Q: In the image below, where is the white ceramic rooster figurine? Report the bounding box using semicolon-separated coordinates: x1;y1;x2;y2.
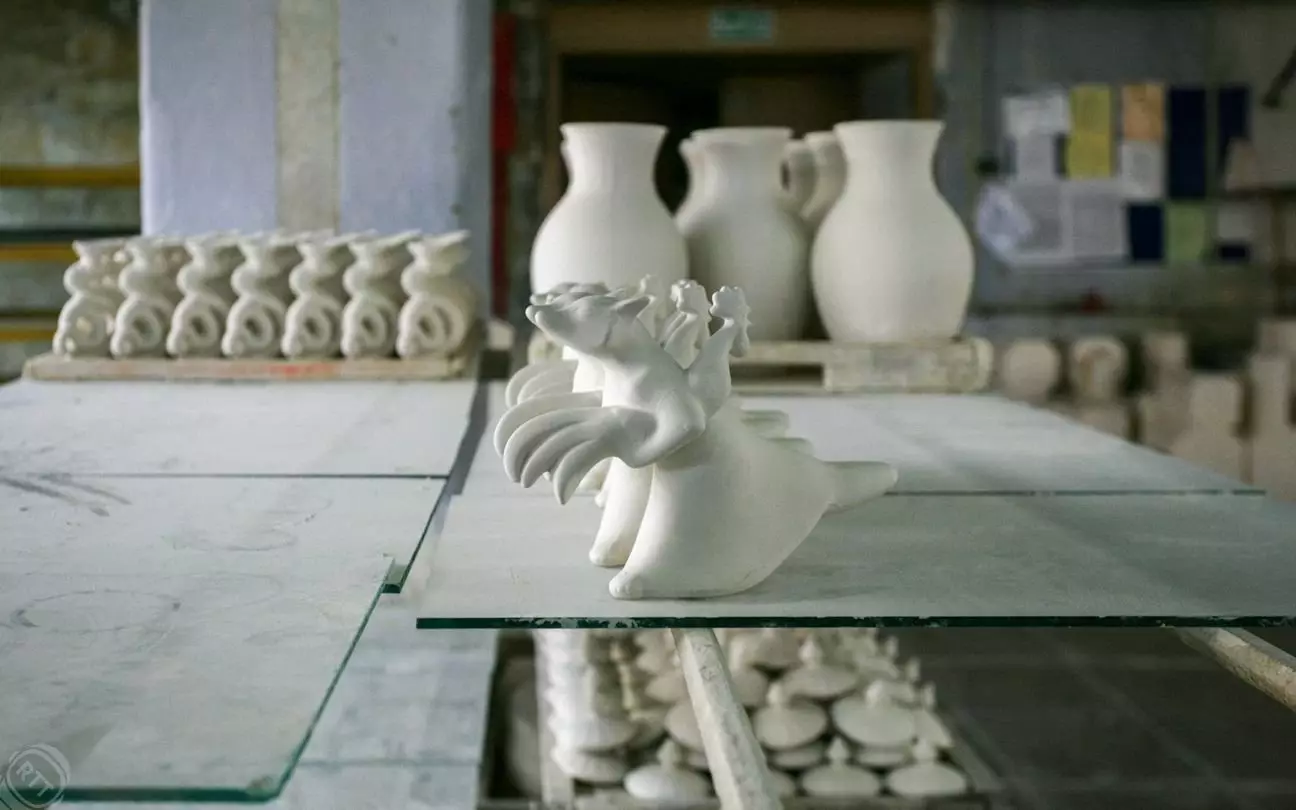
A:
495;280;897;600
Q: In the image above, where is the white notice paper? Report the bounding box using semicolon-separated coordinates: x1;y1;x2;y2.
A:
976;183;1035;259
1063;180;1128;261
1013;134;1059;180
993;182;1069;266
1215;201;1257;244
1003;90;1072;138
1118;140;1164;201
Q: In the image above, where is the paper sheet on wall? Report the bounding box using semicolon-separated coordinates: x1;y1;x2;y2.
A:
986;182;1068;266
1215;201;1257;244
1118;140;1164;200
1070;85;1113;135
1012;134;1059;180
975;183;1035;258
1165;203;1209;265
1062;180;1127;261
1122;83;1165;142
1003;91;1071;138
1066;131;1113;178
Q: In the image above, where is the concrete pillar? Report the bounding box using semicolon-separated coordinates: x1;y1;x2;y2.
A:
139;0;493;306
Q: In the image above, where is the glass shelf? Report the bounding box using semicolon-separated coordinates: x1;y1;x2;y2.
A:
414;387;1296;630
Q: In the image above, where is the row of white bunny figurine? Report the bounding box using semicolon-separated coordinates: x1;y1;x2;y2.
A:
52;229;478;361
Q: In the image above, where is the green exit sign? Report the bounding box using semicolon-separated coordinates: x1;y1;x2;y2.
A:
708;7;776;43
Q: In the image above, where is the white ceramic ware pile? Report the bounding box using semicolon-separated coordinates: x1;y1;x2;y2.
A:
52;229;479;362
533;628;971;805
994;323;1296;501
531;119;975;347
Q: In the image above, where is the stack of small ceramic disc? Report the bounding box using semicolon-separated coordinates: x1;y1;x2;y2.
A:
529;627;974;804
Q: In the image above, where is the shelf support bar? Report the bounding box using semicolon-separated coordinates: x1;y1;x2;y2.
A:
671;628;783;810
1174;628;1296;713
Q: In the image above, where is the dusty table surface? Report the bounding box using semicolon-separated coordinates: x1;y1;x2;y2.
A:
417;386;1293;628
0;379;479;477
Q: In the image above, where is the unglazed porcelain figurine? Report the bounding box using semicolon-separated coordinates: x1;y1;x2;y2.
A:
506;278;793;519
53;238;128;357
111;237;185;357
397;230;479;358
341;231;417;358
282;232;355;359
167;234;241;357
222;235;298;358
495;280;897;599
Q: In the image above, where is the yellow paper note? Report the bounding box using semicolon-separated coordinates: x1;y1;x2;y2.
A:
1166;203;1209;265
1070;84;1113;135
1122;83;1165;142
1066;131;1113;178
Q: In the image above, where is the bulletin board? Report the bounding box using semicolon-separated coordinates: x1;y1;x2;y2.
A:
977;81;1253;270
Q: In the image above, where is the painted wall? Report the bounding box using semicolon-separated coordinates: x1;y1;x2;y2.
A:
138;0;493;306
0;0;140;376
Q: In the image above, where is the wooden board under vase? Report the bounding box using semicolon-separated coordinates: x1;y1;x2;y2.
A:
526;332;994;394
22;350;476;382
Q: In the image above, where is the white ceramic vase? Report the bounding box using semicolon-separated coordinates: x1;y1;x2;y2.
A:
530;123;687;296
673;138;709;231
811;121;974;343
800;131;846;231
681;127;809;341
782;139;816;214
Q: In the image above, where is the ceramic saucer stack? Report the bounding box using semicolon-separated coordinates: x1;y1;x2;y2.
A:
534;630;634;785
531;627;973;804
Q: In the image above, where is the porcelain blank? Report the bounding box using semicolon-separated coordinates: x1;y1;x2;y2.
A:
997;338;1061;403
623;741;711;802
753;683;829;750
769;741;826;771
781;636;859;701
551;746;628;785
282;233;353;359
112;238;185;357
885;741;968;798
531;123;687;295
681;128;809;341
856;743;912;768
663;701;705;751
1069;335;1128;402
811;121;974;343
496;282;896;600
830;681;918;748
54;238;128;357
799;738;882;798
800;131;845;231
397;230;478;358
782;139;817;214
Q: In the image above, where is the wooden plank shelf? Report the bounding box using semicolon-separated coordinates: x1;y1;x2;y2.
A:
23;350;478;383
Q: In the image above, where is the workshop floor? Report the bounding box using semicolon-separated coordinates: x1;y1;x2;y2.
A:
897;629;1296;810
